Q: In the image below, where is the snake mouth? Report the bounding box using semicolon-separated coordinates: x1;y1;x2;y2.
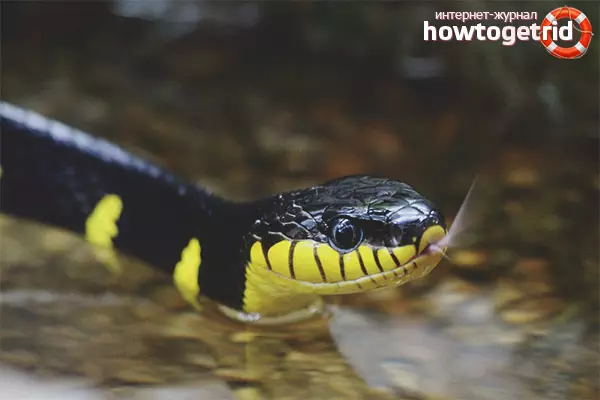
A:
252;225;447;296
316;224;447;293
309;241;445;295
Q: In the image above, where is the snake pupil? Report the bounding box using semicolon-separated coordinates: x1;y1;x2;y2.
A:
329;217;363;251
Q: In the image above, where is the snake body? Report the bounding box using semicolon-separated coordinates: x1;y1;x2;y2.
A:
0;102;446;320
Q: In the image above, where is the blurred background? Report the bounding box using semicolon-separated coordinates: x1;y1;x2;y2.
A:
0;1;598;399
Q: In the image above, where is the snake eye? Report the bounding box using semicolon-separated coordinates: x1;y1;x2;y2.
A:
328;217;363;252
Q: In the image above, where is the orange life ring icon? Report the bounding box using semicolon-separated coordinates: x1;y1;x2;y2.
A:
540;6;593;59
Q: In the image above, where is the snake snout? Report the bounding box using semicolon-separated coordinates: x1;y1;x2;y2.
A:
388;205;446;250
416;210;447;255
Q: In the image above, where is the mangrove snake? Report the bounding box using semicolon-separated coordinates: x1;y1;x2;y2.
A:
0;102;447;323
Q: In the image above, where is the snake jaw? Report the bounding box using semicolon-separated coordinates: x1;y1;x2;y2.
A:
345;226;447;291
245;224;447;298
391;224;447;283
391;242;445;287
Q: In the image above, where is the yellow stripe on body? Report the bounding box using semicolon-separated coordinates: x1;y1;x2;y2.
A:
173;238;202;311
85;194;123;274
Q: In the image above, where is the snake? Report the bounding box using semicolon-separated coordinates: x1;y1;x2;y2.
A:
0;101;447;322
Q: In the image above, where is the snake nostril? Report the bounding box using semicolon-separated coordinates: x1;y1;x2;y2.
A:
428;209;446;230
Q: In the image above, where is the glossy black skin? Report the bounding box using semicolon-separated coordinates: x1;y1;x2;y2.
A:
250;176;445;252
0;102;252;308
0;102;444;311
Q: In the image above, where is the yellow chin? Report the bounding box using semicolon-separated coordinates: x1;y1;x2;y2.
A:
241;225;446;316
249;242;444;296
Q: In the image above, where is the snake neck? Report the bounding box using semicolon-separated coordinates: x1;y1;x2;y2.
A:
194;197;322;320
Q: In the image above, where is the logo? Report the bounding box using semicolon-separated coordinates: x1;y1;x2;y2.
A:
540;6;593;59
425;6;594;59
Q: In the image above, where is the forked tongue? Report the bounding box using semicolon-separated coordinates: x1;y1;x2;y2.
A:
430;176;484;260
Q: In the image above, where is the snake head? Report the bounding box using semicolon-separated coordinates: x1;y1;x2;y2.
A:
246;175;447;296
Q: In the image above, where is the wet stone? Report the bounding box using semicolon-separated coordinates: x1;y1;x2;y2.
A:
498;295;568;325
381;360;422;395
0;349;40;366
322;363;347;374
214;367;264;383
230;331;259;344
451;249;489;268
158;313;208;339
284;350;315;363
149;286;188;310
235;386;265;400
185;353;218;369
111;362;167;385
